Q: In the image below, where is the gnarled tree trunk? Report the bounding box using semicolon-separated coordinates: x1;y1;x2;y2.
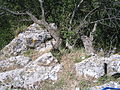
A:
81;35;95;55
26;12;61;50
81;23;97;55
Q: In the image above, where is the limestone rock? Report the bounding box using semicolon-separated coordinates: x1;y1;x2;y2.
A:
75;87;80;90
1;23;53;56
75;56;104;79
75;54;120;79
34;52;58;66
36;39;56;52
0;23;61;89
107;54;120;76
0;53;61;89
0;56;31;72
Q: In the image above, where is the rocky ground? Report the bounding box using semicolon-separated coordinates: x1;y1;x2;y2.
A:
0;23;61;90
0;23;120;90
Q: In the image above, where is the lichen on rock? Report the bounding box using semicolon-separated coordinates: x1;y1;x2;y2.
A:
75;54;120;79
0;23;61;89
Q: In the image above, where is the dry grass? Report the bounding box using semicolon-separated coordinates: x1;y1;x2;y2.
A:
2;47;114;89
57;49;87;90
23;48;52;60
39;48;88;90
43;48;109;90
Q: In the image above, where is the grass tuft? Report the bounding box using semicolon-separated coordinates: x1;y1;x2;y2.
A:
14;25;28;36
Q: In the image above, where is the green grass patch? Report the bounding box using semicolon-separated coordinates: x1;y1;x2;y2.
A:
40;77;66;90
51;50;62;63
97;75;116;84
23;49;38;59
15;25;28;36
79;80;91;90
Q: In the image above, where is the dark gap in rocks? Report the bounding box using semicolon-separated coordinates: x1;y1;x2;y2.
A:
112;73;120;79
104;63;107;75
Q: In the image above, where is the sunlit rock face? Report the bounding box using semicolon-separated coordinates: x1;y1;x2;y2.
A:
0;55;31;72
0;23;56;57
75;54;120;79
0;23;61;89
0;53;61;89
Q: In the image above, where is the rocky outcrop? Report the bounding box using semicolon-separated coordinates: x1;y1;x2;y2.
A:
0;23;55;57
1;22;120;90
75;54;120;79
0;56;31;72
0;52;61;89
0;23;61;89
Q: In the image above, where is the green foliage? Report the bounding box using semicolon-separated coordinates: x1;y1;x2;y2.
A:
97;75;116;84
0;29;14;50
15;25;28;36
51;50;62;63
0;0;120;51
60;30;74;39
74;58;84;63
53;77;65;88
23;49;33;55
79;80;91;90
23;49;35;58
74;54;91;63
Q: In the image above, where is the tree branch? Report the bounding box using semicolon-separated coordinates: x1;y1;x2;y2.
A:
39;0;45;20
26;11;43;24
0;7;26;15
83;7;99;21
26;11;50;28
90;16;120;24
0;5;61;50
69;0;84;25
66;0;84;50
90;22;97;41
0;12;4;15
26;11;61;50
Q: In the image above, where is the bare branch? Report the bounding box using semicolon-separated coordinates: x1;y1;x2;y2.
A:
90;16;120;24
39;0;45;20
74;7;99;33
0;7;26;15
26;11;50;28
99;21;114;27
0;12;4;15
75;20;88;32
26;11;61;50
66;0;84;49
0;6;61;50
69;0;84;25
19;19;32;22
83;7;99;21
26;11;42;24
90;22;97;41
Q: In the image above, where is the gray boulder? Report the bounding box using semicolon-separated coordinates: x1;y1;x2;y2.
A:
0;55;31;72
75;54;120;79
34;52;58;65
0;23;61;89
1;23;53;56
0;52;61;89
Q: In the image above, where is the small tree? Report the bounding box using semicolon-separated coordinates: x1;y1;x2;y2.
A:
0;0;120;55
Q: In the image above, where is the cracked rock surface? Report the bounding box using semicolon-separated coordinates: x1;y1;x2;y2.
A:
0;23;61;90
75;54;120;79
0;23;55;57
